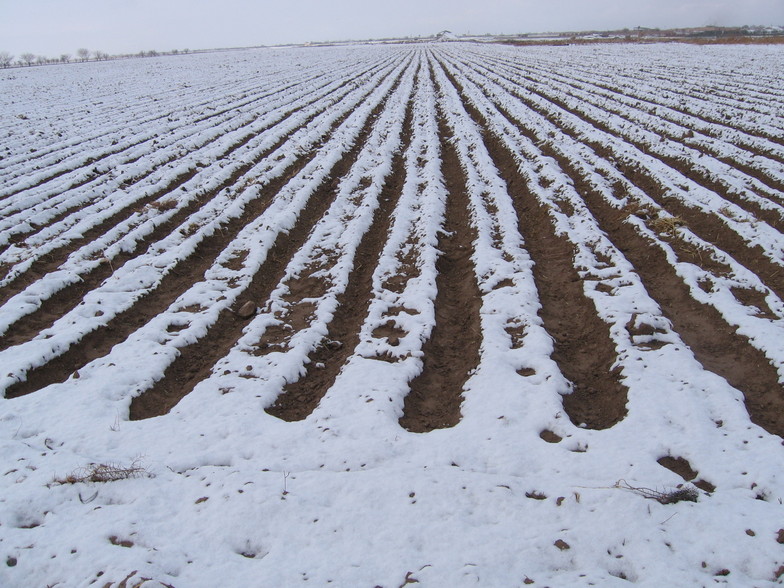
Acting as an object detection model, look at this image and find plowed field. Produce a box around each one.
[1,42,783,587]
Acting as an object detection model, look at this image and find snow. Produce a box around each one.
[1,42,784,587]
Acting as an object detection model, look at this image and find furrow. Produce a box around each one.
[0,66,381,344]
[265,82,414,422]
[0,57,388,272]
[435,51,629,429]
[397,109,482,433]
[442,47,784,435]
[0,59,347,198]
[458,55,784,303]
[127,61,408,418]
[558,159,784,437]
[2,55,410,399]
[459,50,784,221]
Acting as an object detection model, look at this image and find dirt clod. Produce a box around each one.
[236,301,257,319]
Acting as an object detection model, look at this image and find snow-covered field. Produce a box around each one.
[1,42,783,587]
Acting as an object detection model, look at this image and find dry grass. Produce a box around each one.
[52,459,149,485]
[148,198,177,211]
[650,214,686,236]
[614,479,699,504]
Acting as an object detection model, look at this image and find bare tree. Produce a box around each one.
[60,54,71,64]
[20,52,36,66]
[77,48,90,62]
[0,52,13,68]
[93,50,109,61]
[36,55,48,66]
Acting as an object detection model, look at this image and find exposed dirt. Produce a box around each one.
[398,113,482,433]
[441,64,629,430]
[3,47,782,442]
[544,140,784,437]
[0,65,379,322]
[266,94,414,421]
[0,96,339,351]
[488,70,784,303]
[4,66,404,401]
[657,455,716,493]
[128,68,405,419]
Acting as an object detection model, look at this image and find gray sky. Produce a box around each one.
[1,0,782,57]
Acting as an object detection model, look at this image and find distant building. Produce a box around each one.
[436,30,458,41]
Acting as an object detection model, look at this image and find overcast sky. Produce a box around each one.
[1,0,782,57]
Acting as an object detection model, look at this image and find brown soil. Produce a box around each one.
[0,84,348,351]
[440,61,628,430]
[128,66,406,419]
[538,133,784,437]
[657,456,716,493]
[4,47,783,441]
[398,111,482,433]
[266,93,414,421]
[0,63,380,314]
[3,63,404,400]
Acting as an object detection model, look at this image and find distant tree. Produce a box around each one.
[20,52,35,66]
[77,47,90,62]
[60,54,71,63]
[0,51,13,68]
[36,55,48,65]
[93,50,109,61]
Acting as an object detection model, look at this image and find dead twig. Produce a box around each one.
[614,479,699,504]
[52,458,149,485]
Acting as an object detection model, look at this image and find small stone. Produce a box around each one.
[777,529,784,544]
[6,557,17,567]
[237,301,256,319]
[554,539,570,551]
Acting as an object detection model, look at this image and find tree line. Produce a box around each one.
[0,48,191,69]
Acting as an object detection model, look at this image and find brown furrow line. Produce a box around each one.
[0,91,352,350]
[479,72,784,303]
[475,61,784,223]
[546,149,784,437]
[519,65,784,170]
[3,81,380,400]
[0,61,386,257]
[265,100,414,421]
[0,136,158,203]
[0,167,199,301]
[127,75,404,419]
[469,51,784,175]
[0,102,317,296]
[537,89,784,223]
[439,62,628,429]
[604,155,784,303]
[0,69,334,203]
[398,108,482,433]
[2,58,397,398]
[3,153,303,399]
[460,58,784,434]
